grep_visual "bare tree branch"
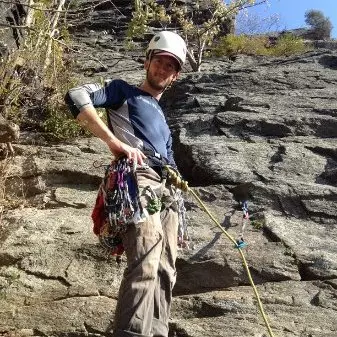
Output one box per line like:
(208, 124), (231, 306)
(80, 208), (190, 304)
(52, 37), (109, 69)
(0, 22), (31, 29)
(242, 0), (268, 10)
(0, 0), (126, 15)
(200, 0), (268, 37)
(44, 0), (66, 71)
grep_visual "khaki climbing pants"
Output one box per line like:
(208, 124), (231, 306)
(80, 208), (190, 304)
(112, 167), (179, 337)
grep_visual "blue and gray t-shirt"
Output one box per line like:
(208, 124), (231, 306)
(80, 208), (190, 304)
(65, 79), (176, 166)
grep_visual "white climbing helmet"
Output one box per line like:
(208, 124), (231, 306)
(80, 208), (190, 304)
(146, 31), (187, 69)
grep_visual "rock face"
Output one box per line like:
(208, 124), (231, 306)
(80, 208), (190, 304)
(1, 1), (337, 333)
(1, 48), (337, 337)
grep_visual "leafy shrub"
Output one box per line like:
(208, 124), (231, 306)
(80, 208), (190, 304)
(250, 219), (265, 230)
(212, 34), (267, 57)
(267, 33), (310, 56)
(42, 106), (88, 141)
(212, 33), (310, 58)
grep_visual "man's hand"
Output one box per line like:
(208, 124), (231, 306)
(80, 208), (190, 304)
(107, 139), (146, 166)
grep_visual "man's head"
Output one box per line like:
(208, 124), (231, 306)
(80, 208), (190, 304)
(146, 31), (187, 71)
(144, 31), (187, 92)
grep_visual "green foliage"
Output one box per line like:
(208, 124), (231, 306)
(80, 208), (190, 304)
(0, 0), (83, 141)
(42, 106), (87, 141)
(212, 33), (310, 58)
(127, 0), (171, 39)
(170, 0), (248, 71)
(212, 34), (266, 56)
(250, 219), (265, 230)
(269, 34), (310, 56)
(127, 0), (257, 71)
(41, 75), (90, 141)
(305, 9), (333, 40)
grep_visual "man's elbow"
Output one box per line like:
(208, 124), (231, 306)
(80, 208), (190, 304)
(64, 91), (81, 119)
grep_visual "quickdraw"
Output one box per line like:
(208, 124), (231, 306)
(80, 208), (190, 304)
(162, 166), (189, 248)
(105, 157), (143, 230)
(235, 200), (249, 249)
(93, 157), (146, 257)
(143, 185), (162, 215)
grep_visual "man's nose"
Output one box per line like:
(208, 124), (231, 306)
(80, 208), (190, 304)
(157, 61), (170, 72)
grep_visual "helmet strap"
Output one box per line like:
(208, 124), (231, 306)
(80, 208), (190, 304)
(147, 50), (154, 61)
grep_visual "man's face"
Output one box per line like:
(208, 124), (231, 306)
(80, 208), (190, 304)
(145, 55), (180, 91)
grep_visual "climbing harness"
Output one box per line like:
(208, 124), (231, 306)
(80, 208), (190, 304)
(163, 166), (276, 337)
(92, 157), (190, 261)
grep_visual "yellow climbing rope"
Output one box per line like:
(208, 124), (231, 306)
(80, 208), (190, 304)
(164, 166), (276, 337)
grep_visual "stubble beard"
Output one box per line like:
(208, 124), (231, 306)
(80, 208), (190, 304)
(146, 72), (170, 91)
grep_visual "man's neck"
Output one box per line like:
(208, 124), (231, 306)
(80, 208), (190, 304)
(139, 82), (163, 101)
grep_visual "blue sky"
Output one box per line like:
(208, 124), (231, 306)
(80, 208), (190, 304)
(237, 0), (336, 38)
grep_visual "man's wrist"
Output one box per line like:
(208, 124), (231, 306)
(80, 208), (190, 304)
(105, 137), (122, 153)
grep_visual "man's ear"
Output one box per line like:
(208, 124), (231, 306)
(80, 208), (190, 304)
(172, 71), (180, 81)
(144, 59), (150, 70)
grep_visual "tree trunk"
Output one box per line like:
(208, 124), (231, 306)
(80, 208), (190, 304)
(24, 0), (35, 28)
(186, 49), (200, 72)
(43, 0), (66, 72)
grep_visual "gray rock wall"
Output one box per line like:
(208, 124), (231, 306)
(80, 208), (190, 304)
(312, 40), (337, 50)
(1, 49), (337, 337)
(1, 3), (337, 336)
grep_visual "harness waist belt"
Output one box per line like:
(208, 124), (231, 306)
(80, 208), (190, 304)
(143, 148), (163, 160)
(142, 148), (169, 170)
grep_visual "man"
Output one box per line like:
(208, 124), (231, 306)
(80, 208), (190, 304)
(65, 31), (187, 337)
